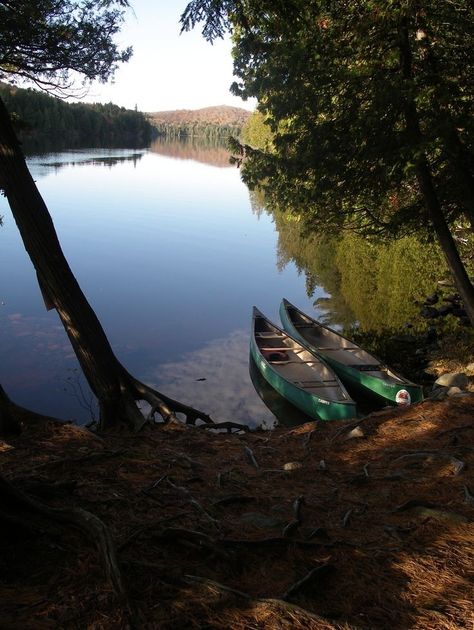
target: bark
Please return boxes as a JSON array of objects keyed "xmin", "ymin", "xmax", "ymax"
[
  {"xmin": 0, "ymin": 384, "xmax": 20, "ymax": 435},
  {"xmin": 398, "ymin": 21, "xmax": 474, "ymax": 326},
  {"xmin": 0, "ymin": 96, "xmax": 215, "ymax": 430}
]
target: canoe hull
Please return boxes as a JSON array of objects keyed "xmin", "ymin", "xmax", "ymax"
[
  {"xmin": 279, "ymin": 301, "xmax": 423, "ymax": 407},
  {"xmin": 250, "ymin": 335, "xmax": 356, "ymax": 421}
]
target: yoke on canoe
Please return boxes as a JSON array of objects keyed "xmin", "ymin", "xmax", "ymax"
[
  {"xmin": 279, "ymin": 298, "xmax": 423, "ymax": 406},
  {"xmin": 250, "ymin": 307, "xmax": 356, "ymax": 421}
]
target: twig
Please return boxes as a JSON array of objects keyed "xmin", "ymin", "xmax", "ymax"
[
  {"xmin": 118, "ymin": 511, "xmax": 190, "ymax": 551},
  {"xmin": 282, "ymin": 562, "xmax": 332, "ymax": 600},
  {"xmin": 244, "ymin": 446, "xmax": 259, "ymax": 469},
  {"xmin": 166, "ymin": 478, "xmax": 219, "ymax": 528},
  {"xmin": 282, "ymin": 520, "xmax": 299, "ymax": 538},
  {"xmin": 153, "ymin": 528, "xmax": 231, "ymax": 559},
  {"xmin": 342, "ymin": 509, "xmax": 353, "ymax": 528}
]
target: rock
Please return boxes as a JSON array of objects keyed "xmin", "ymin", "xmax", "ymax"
[
  {"xmin": 466, "ymin": 363, "xmax": 474, "ymax": 373},
  {"xmin": 283, "ymin": 461, "xmax": 302, "ymax": 471},
  {"xmin": 345, "ymin": 426, "xmax": 364, "ymax": 440},
  {"xmin": 447, "ymin": 386, "xmax": 463, "ymax": 397},
  {"xmin": 437, "ymin": 304, "xmax": 453, "ymax": 317},
  {"xmin": 424, "ymin": 326, "xmax": 438, "ymax": 343},
  {"xmin": 428, "ymin": 387, "xmax": 448, "ymax": 400},
  {"xmin": 421, "ymin": 306, "xmax": 439, "ymax": 319},
  {"xmin": 435, "ymin": 372, "xmax": 469, "ymax": 389},
  {"xmin": 443, "ymin": 293, "xmax": 460, "ymax": 304},
  {"xmin": 452, "ymin": 306, "xmax": 467, "ymax": 318},
  {"xmin": 424, "ymin": 293, "xmax": 439, "ymax": 305},
  {"xmin": 318, "ymin": 460, "xmax": 327, "ymax": 470}
]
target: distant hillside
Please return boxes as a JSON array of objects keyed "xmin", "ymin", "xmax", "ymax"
[
  {"xmin": 148, "ymin": 105, "xmax": 252, "ymax": 139},
  {"xmin": 148, "ymin": 105, "xmax": 251, "ymax": 126}
]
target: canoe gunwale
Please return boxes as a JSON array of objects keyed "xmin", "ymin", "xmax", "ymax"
[{"xmin": 279, "ymin": 299, "xmax": 423, "ymax": 405}]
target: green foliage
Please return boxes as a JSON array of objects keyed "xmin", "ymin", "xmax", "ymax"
[
  {"xmin": 182, "ymin": 1, "xmax": 474, "ymax": 236},
  {"xmin": 0, "ymin": 83, "xmax": 153, "ymax": 150},
  {"xmin": 241, "ymin": 111, "xmax": 273, "ymax": 150},
  {"xmin": 0, "ymin": 0, "xmax": 131, "ymax": 89}
]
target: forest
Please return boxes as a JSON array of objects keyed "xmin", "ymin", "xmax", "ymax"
[{"xmin": 0, "ymin": 82, "xmax": 153, "ymax": 151}]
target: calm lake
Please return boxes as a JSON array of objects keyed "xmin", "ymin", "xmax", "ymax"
[{"xmin": 0, "ymin": 138, "xmax": 332, "ymax": 427}]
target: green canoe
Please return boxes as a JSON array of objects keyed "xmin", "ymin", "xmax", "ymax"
[
  {"xmin": 250, "ymin": 307, "xmax": 356, "ymax": 421},
  {"xmin": 280, "ymin": 299, "xmax": 424, "ymax": 407}
]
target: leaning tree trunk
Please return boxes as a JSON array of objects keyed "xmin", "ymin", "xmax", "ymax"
[
  {"xmin": 415, "ymin": 156, "xmax": 474, "ymax": 326},
  {"xmin": 0, "ymin": 96, "xmax": 213, "ymax": 430},
  {"xmin": 0, "ymin": 384, "xmax": 20, "ymax": 435},
  {"xmin": 399, "ymin": 20, "xmax": 474, "ymax": 326}
]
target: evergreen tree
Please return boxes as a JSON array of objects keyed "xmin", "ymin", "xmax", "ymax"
[{"xmin": 182, "ymin": 0, "xmax": 474, "ymax": 325}]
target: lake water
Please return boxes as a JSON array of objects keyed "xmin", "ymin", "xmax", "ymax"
[{"xmin": 0, "ymin": 139, "xmax": 328, "ymax": 427}]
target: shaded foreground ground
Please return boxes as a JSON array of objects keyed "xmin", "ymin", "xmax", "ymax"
[{"xmin": 1, "ymin": 397, "xmax": 473, "ymax": 629}]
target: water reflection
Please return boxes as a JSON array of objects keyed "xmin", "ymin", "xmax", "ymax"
[
  {"xmin": 149, "ymin": 136, "xmax": 233, "ymax": 168},
  {"xmin": 248, "ymin": 356, "xmax": 312, "ymax": 427},
  {"xmin": 270, "ymin": 209, "xmax": 447, "ymax": 332},
  {"xmin": 27, "ymin": 148, "xmax": 146, "ymax": 179},
  {"xmin": 150, "ymin": 330, "xmax": 277, "ymax": 430}
]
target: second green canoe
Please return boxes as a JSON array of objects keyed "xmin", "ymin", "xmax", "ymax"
[
  {"xmin": 280, "ymin": 299, "xmax": 423, "ymax": 407},
  {"xmin": 251, "ymin": 307, "xmax": 356, "ymax": 421}
]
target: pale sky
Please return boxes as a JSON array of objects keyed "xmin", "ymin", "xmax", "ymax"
[{"xmin": 78, "ymin": 1, "xmax": 255, "ymax": 113}]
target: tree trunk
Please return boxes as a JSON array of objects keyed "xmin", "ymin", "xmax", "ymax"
[
  {"xmin": 0, "ymin": 384, "xmax": 20, "ymax": 435},
  {"xmin": 0, "ymin": 96, "xmax": 214, "ymax": 430},
  {"xmin": 398, "ymin": 20, "xmax": 474, "ymax": 326},
  {"xmin": 415, "ymin": 157, "xmax": 474, "ymax": 325}
]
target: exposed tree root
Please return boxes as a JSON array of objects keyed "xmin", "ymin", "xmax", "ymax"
[
  {"xmin": 98, "ymin": 370, "xmax": 251, "ymax": 434},
  {"xmin": 183, "ymin": 574, "xmax": 338, "ymax": 626},
  {"xmin": 0, "ymin": 474, "xmax": 134, "ymax": 622}
]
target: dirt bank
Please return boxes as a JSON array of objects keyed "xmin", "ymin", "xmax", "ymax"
[{"xmin": 1, "ymin": 395, "xmax": 473, "ymax": 629}]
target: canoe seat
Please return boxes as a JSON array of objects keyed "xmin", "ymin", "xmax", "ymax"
[
  {"xmin": 259, "ymin": 346, "xmax": 291, "ymax": 351},
  {"xmin": 314, "ymin": 347, "xmax": 340, "ymax": 351},
  {"xmin": 255, "ymin": 333, "xmax": 283, "ymax": 338}
]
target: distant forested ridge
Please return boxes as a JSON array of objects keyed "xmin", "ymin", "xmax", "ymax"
[
  {"xmin": 148, "ymin": 105, "xmax": 251, "ymax": 139},
  {"xmin": 0, "ymin": 83, "xmax": 153, "ymax": 151}
]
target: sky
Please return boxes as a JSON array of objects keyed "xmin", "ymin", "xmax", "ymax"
[{"xmin": 78, "ymin": 1, "xmax": 255, "ymax": 114}]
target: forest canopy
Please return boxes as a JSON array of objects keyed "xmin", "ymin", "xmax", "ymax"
[{"xmin": 0, "ymin": 83, "xmax": 153, "ymax": 150}]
